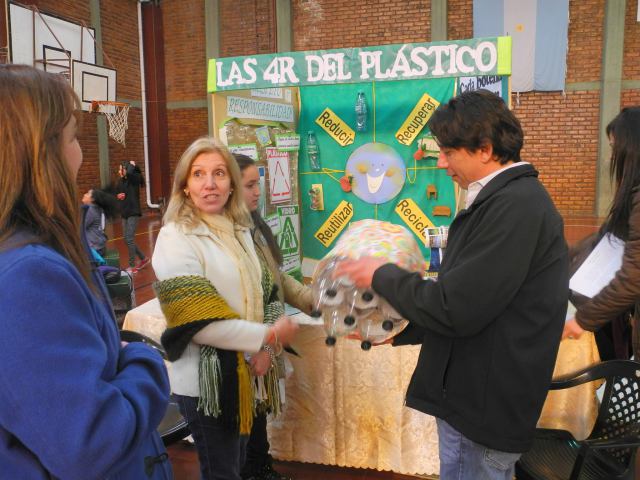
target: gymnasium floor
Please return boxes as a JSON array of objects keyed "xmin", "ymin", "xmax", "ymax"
[{"xmin": 106, "ymin": 212, "xmax": 599, "ymax": 480}]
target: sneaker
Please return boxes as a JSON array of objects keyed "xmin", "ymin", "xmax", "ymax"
[
  {"xmin": 125, "ymin": 266, "xmax": 138, "ymax": 274},
  {"xmin": 136, "ymin": 258, "xmax": 151, "ymax": 270}
]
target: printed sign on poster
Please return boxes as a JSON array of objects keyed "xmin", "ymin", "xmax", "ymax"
[
  {"xmin": 277, "ymin": 205, "xmax": 301, "ymax": 272},
  {"xmin": 267, "ymin": 147, "xmax": 292, "ymax": 204}
]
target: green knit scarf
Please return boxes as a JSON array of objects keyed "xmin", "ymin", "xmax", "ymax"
[{"xmin": 155, "ymin": 261, "xmax": 283, "ymax": 433}]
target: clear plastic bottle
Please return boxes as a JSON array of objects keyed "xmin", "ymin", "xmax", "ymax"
[
  {"xmin": 307, "ymin": 131, "xmax": 321, "ymax": 171},
  {"xmin": 355, "ymin": 91, "xmax": 367, "ymax": 132}
]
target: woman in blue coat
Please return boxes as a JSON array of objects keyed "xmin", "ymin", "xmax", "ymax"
[{"xmin": 0, "ymin": 64, "xmax": 172, "ymax": 479}]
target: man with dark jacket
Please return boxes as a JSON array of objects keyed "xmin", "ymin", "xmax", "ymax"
[
  {"xmin": 336, "ymin": 90, "xmax": 568, "ymax": 480},
  {"xmin": 116, "ymin": 161, "xmax": 149, "ymax": 273}
]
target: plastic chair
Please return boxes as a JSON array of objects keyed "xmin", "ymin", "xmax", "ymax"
[
  {"xmin": 516, "ymin": 359, "xmax": 640, "ymax": 480},
  {"xmin": 120, "ymin": 330, "xmax": 190, "ymax": 446}
]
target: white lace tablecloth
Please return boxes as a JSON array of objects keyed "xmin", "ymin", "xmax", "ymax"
[{"xmin": 122, "ymin": 299, "xmax": 600, "ymax": 476}]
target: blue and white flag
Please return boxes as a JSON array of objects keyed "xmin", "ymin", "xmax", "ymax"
[{"xmin": 473, "ymin": 0, "xmax": 569, "ymax": 92}]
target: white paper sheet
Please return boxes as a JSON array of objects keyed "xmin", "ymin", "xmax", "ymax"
[
  {"xmin": 569, "ymin": 233, "xmax": 624, "ymax": 298},
  {"xmin": 284, "ymin": 303, "xmax": 322, "ymax": 326}
]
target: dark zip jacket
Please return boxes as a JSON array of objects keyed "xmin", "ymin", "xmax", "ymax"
[
  {"xmin": 117, "ymin": 163, "xmax": 144, "ymax": 218},
  {"xmin": 373, "ymin": 163, "xmax": 568, "ymax": 453}
]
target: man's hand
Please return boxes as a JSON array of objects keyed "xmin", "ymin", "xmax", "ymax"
[
  {"xmin": 333, "ymin": 257, "xmax": 387, "ymax": 289},
  {"xmin": 345, "ymin": 331, "xmax": 394, "ymax": 346},
  {"xmin": 562, "ymin": 317, "xmax": 585, "ymax": 340},
  {"xmin": 117, "ymin": 193, "xmax": 125, "ymax": 200}
]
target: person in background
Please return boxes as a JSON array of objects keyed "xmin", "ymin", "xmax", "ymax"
[
  {"xmin": 563, "ymin": 107, "xmax": 640, "ymax": 360},
  {"xmin": 235, "ymin": 153, "xmax": 312, "ymax": 480},
  {"xmin": 116, "ymin": 159, "xmax": 149, "ymax": 273},
  {"xmin": 335, "ymin": 90, "xmax": 568, "ymax": 480},
  {"xmin": 152, "ymin": 137, "xmax": 298, "ymax": 480},
  {"xmin": 0, "ymin": 64, "xmax": 171, "ymax": 479},
  {"xmin": 82, "ymin": 187, "xmax": 119, "ymax": 257}
]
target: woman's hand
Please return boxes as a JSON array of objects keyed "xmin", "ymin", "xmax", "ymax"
[
  {"xmin": 267, "ymin": 316, "xmax": 299, "ymax": 346},
  {"xmin": 250, "ymin": 350, "xmax": 272, "ymax": 376},
  {"xmin": 562, "ymin": 317, "xmax": 585, "ymax": 340}
]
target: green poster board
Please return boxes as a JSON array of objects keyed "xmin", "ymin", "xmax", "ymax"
[{"xmin": 298, "ymin": 78, "xmax": 456, "ymax": 262}]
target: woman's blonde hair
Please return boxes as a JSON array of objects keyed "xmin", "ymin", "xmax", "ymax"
[
  {"xmin": 164, "ymin": 136, "xmax": 251, "ymax": 227},
  {"xmin": 0, "ymin": 65, "xmax": 91, "ymax": 284}
]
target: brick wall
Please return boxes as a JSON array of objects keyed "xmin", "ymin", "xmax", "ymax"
[
  {"xmin": 623, "ymin": 0, "xmax": 640, "ymax": 81},
  {"xmin": 509, "ymin": 0, "xmax": 607, "ymax": 216},
  {"xmin": 447, "ymin": 0, "xmax": 473, "ymax": 40},
  {"xmin": 162, "ymin": 0, "xmax": 206, "ymax": 101},
  {"xmin": 292, "ymin": 0, "xmax": 431, "ymax": 50},
  {"xmin": 99, "ymin": 0, "xmax": 146, "ymax": 202},
  {"xmin": 566, "ymin": 0, "xmax": 604, "ymax": 83},
  {"xmin": 166, "ymin": 108, "xmax": 209, "ymax": 187},
  {"xmin": 220, "ymin": 0, "xmax": 276, "ymax": 56},
  {"xmin": 514, "ymin": 90, "xmax": 600, "ymax": 215}
]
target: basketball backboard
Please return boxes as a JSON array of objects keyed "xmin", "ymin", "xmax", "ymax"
[
  {"xmin": 73, "ymin": 60, "xmax": 116, "ymax": 112},
  {"xmin": 8, "ymin": 2, "xmax": 96, "ymax": 74}
]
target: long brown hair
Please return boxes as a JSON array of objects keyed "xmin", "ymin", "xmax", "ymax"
[
  {"xmin": 0, "ymin": 65, "xmax": 92, "ymax": 284},
  {"xmin": 604, "ymin": 107, "xmax": 640, "ymax": 240}
]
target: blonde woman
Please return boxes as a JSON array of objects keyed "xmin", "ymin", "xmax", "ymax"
[
  {"xmin": 0, "ymin": 65, "xmax": 171, "ymax": 479},
  {"xmin": 152, "ymin": 137, "xmax": 298, "ymax": 480}
]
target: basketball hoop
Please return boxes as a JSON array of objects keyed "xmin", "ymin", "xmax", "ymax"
[{"xmin": 91, "ymin": 100, "xmax": 130, "ymax": 147}]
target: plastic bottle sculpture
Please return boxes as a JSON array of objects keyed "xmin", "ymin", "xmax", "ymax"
[{"xmin": 311, "ymin": 219, "xmax": 426, "ymax": 350}]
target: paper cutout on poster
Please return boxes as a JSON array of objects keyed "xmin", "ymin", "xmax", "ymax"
[
  {"xmin": 314, "ymin": 200, "xmax": 353, "ymax": 247},
  {"xmin": 226, "ymin": 96, "xmax": 294, "ymax": 123},
  {"xmin": 277, "ymin": 205, "xmax": 301, "ymax": 272},
  {"xmin": 458, "ymin": 76, "xmax": 503, "ymax": 97},
  {"xmin": 395, "ymin": 93, "xmax": 439, "ymax": 146},
  {"xmin": 250, "ymin": 88, "xmax": 283, "ymax": 99},
  {"xmin": 228, "ymin": 143, "xmax": 259, "ymax": 161},
  {"xmin": 315, "ymin": 107, "xmax": 355, "ymax": 146},
  {"xmin": 275, "ymin": 133, "xmax": 301, "ymax": 151},
  {"xmin": 265, "ymin": 213, "xmax": 280, "ymax": 236},
  {"xmin": 267, "ymin": 148, "xmax": 292, "ymax": 204},
  {"xmin": 256, "ymin": 126, "xmax": 272, "ymax": 146},
  {"xmin": 258, "ymin": 166, "xmax": 266, "ymax": 217},
  {"xmin": 395, "ymin": 198, "xmax": 435, "ymax": 243}
]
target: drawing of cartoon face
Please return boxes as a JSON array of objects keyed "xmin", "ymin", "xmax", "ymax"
[{"xmin": 345, "ymin": 143, "xmax": 406, "ymax": 204}]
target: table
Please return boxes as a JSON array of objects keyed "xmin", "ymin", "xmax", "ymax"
[{"xmin": 123, "ymin": 300, "xmax": 600, "ymax": 476}]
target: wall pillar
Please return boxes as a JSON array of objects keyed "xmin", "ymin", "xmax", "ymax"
[
  {"xmin": 276, "ymin": 0, "xmax": 292, "ymax": 52},
  {"xmin": 205, "ymin": 0, "xmax": 220, "ymax": 135},
  {"xmin": 89, "ymin": 0, "xmax": 110, "ymax": 188},
  {"xmin": 596, "ymin": 0, "xmax": 626, "ymax": 216},
  {"xmin": 431, "ymin": 0, "xmax": 447, "ymax": 41}
]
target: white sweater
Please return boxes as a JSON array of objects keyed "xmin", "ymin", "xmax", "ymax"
[{"xmin": 152, "ymin": 220, "xmax": 268, "ymax": 397}]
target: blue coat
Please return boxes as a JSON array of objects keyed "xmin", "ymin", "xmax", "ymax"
[{"xmin": 0, "ymin": 241, "xmax": 172, "ymax": 479}]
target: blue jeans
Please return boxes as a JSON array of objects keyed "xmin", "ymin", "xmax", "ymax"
[
  {"xmin": 122, "ymin": 216, "xmax": 145, "ymax": 267},
  {"xmin": 436, "ymin": 418, "xmax": 521, "ymax": 480},
  {"xmin": 175, "ymin": 394, "xmax": 249, "ymax": 480}
]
